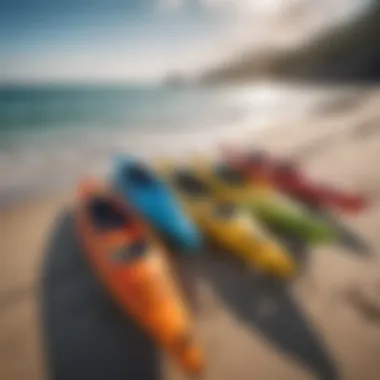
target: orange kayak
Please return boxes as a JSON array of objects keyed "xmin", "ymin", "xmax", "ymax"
[{"xmin": 75, "ymin": 179, "xmax": 204, "ymax": 375}]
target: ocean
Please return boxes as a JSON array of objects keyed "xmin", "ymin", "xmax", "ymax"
[{"xmin": 0, "ymin": 82, "xmax": 355, "ymax": 205}]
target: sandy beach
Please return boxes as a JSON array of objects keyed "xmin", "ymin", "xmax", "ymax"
[{"xmin": 1, "ymin": 90, "xmax": 380, "ymax": 380}]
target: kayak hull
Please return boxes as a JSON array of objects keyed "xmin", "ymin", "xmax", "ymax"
[
  {"xmin": 190, "ymin": 201, "xmax": 296, "ymax": 278},
  {"xmin": 112, "ymin": 156, "xmax": 202, "ymax": 252},
  {"xmin": 243, "ymin": 190, "xmax": 337, "ymax": 243},
  {"xmin": 190, "ymin": 158, "xmax": 336, "ymax": 244},
  {"xmin": 221, "ymin": 146, "xmax": 368, "ymax": 213},
  {"xmin": 276, "ymin": 177, "xmax": 368, "ymax": 213},
  {"xmin": 158, "ymin": 163, "xmax": 296, "ymax": 279},
  {"xmin": 75, "ymin": 180, "xmax": 204, "ymax": 374}
]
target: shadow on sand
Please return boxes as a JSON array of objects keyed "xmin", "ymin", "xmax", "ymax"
[
  {"xmin": 310, "ymin": 207, "xmax": 372, "ymax": 257},
  {"xmin": 40, "ymin": 211, "xmax": 161, "ymax": 380},
  {"xmin": 41, "ymin": 210, "xmax": 340, "ymax": 380},
  {"xmin": 178, "ymin": 233, "xmax": 339, "ymax": 380}
]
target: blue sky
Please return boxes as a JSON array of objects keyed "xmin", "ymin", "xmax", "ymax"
[
  {"xmin": 0, "ymin": 0, "xmax": 371, "ymax": 83},
  {"xmin": 0, "ymin": 0, "xmax": 229, "ymax": 82}
]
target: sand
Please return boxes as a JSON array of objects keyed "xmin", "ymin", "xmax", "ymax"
[{"xmin": 1, "ymin": 95, "xmax": 380, "ymax": 380}]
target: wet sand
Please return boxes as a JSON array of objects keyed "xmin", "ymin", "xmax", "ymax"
[{"xmin": 1, "ymin": 97, "xmax": 380, "ymax": 380}]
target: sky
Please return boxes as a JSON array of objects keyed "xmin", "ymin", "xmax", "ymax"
[{"xmin": 0, "ymin": 0, "xmax": 373, "ymax": 83}]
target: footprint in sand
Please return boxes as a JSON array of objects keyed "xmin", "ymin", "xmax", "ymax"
[
  {"xmin": 342, "ymin": 280, "xmax": 380, "ymax": 324},
  {"xmin": 352, "ymin": 120, "xmax": 380, "ymax": 139}
]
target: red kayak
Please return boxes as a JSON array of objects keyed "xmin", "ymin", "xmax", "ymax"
[{"xmin": 221, "ymin": 146, "xmax": 369, "ymax": 214}]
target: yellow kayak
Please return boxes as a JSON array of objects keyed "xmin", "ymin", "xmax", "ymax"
[
  {"xmin": 157, "ymin": 160, "xmax": 296, "ymax": 279},
  {"xmin": 190, "ymin": 157, "xmax": 337, "ymax": 243}
]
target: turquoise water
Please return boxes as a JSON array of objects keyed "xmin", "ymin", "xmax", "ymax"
[
  {"xmin": 0, "ymin": 83, "xmax": 336, "ymax": 204},
  {"xmin": 0, "ymin": 84, "xmax": 239, "ymax": 203},
  {"xmin": 0, "ymin": 85, "xmax": 230, "ymax": 136}
]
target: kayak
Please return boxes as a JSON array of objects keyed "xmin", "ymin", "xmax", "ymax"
[
  {"xmin": 75, "ymin": 179, "xmax": 204, "ymax": 374},
  {"xmin": 112, "ymin": 155, "xmax": 202, "ymax": 252},
  {"xmin": 190, "ymin": 157, "xmax": 337, "ymax": 243},
  {"xmin": 158, "ymin": 161, "xmax": 296, "ymax": 279},
  {"xmin": 222, "ymin": 146, "xmax": 368, "ymax": 213}
]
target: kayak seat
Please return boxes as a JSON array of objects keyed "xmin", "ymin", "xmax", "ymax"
[
  {"xmin": 214, "ymin": 164, "xmax": 245, "ymax": 185},
  {"xmin": 112, "ymin": 239, "xmax": 150, "ymax": 263},
  {"xmin": 246, "ymin": 151, "xmax": 266, "ymax": 165},
  {"xmin": 125, "ymin": 164, "xmax": 156, "ymax": 187},
  {"xmin": 174, "ymin": 171, "xmax": 209, "ymax": 196},
  {"xmin": 89, "ymin": 196, "xmax": 134, "ymax": 230}
]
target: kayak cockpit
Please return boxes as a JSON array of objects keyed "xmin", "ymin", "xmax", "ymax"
[
  {"xmin": 214, "ymin": 164, "xmax": 246, "ymax": 186},
  {"xmin": 87, "ymin": 196, "xmax": 150, "ymax": 261},
  {"xmin": 173, "ymin": 170, "xmax": 210, "ymax": 196},
  {"xmin": 89, "ymin": 196, "xmax": 134, "ymax": 230},
  {"xmin": 246, "ymin": 151, "xmax": 266, "ymax": 165},
  {"xmin": 125, "ymin": 164, "xmax": 157, "ymax": 187}
]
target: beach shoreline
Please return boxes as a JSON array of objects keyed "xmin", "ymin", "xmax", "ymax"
[{"xmin": 1, "ymin": 94, "xmax": 380, "ymax": 379}]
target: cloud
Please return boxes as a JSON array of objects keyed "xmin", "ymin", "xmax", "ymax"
[
  {"xmin": 156, "ymin": 0, "xmax": 184, "ymax": 11},
  {"xmin": 1, "ymin": 0, "xmax": 371, "ymax": 83},
  {"xmin": 199, "ymin": 0, "xmax": 370, "ymax": 52},
  {"xmin": 201, "ymin": 0, "xmax": 367, "ymax": 22},
  {"xmin": 201, "ymin": 0, "xmax": 285, "ymax": 15}
]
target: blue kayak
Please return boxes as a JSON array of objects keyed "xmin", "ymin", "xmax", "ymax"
[{"xmin": 112, "ymin": 155, "xmax": 202, "ymax": 252}]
